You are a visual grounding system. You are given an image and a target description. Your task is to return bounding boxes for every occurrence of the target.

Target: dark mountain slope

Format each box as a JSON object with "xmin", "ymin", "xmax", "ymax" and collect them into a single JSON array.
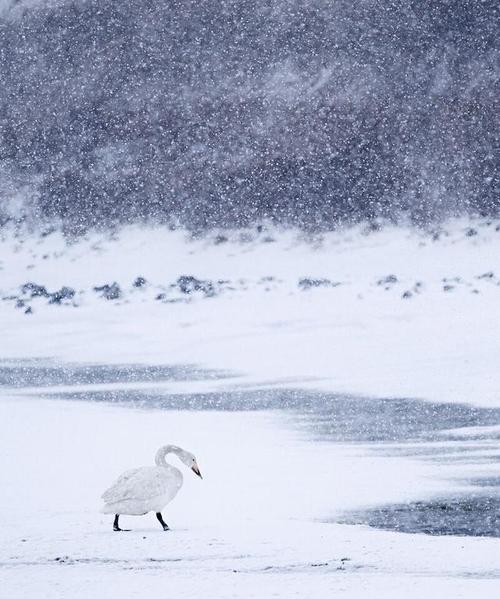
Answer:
[{"xmin": 0, "ymin": 0, "xmax": 498, "ymax": 231}]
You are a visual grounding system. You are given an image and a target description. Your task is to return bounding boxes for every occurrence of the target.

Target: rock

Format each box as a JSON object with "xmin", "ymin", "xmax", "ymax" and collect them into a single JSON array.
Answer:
[
  {"xmin": 93, "ymin": 282, "xmax": 122, "ymax": 300},
  {"xmin": 41, "ymin": 227, "xmax": 56, "ymax": 238},
  {"xmin": 176, "ymin": 275, "xmax": 215, "ymax": 297},
  {"xmin": 19, "ymin": 283, "xmax": 75, "ymax": 304},
  {"xmin": 363, "ymin": 221, "xmax": 382, "ymax": 234},
  {"xmin": 213, "ymin": 234, "xmax": 228, "ymax": 245},
  {"xmin": 133, "ymin": 276, "xmax": 147, "ymax": 288},
  {"xmin": 15, "ymin": 299, "xmax": 25, "ymax": 309},
  {"xmin": 298, "ymin": 278, "xmax": 339, "ymax": 290},
  {"xmin": 377, "ymin": 275, "xmax": 398, "ymax": 286},
  {"xmin": 48, "ymin": 286, "xmax": 75, "ymax": 304},
  {"xmin": 258, "ymin": 276, "xmax": 276, "ymax": 291},
  {"xmin": 20, "ymin": 282, "xmax": 49, "ymax": 298},
  {"xmin": 402, "ymin": 290, "xmax": 413, "ymax": 299},
  {"xmin": 443, "ymin": 284, "xmax": 455, "ymax": 292}
]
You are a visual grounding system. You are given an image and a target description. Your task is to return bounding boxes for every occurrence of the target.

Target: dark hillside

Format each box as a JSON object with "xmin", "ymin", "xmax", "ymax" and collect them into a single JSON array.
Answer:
[{"xmin": 0, "ymin": 0, "xmax": 498, "ymax": 231}]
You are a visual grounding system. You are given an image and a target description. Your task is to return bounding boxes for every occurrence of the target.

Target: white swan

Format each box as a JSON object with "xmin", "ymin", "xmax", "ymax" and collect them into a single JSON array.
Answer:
[{"xmin": 101, "ymin": 445, "xmax": 202, "ymax": 531}]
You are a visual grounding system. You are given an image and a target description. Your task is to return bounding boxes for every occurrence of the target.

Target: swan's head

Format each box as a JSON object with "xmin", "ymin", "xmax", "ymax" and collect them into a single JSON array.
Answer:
[{"xmin": 179, "ymin": 449, "xmax": 202, "ymax": 478}]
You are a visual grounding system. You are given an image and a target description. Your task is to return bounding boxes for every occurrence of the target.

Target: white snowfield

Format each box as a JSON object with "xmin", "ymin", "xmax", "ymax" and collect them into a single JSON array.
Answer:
[
  {"xmin": 0, "ymin": 218, "xmax": 499, "ymax": 406},
  {"xmin": 0, "ymin": 397, "xmax": 499, "ymax": 599},
  {"xmin": 0, "ymin": 219, "xmax": 499, "ymax": 597}
]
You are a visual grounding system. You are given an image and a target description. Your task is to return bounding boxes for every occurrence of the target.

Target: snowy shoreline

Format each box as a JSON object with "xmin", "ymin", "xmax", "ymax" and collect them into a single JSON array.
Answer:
[
  {"xmin": 1, "ymin": 218, "xmax": 499, "ymax": 407},
  {"xmin": 1, "ymin": 396, "xmax": 499, "ymax": 599}
]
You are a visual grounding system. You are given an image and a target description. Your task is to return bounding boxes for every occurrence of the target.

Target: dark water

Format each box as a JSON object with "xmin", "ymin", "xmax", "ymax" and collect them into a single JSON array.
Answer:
[
  {"xmin": 1, "ymin": 359, "xmax": 499, "ymax": 538},
  {"xmin": 33, "ymin": 388, "xmax": 500, "ymax": 443},
  {"xmin": 339, "ymin": 496, "xmax": 500, "ymax": 538},
  {"xmin": 0, "ymin": 359, "xmax": 231, "ymax": 387}
]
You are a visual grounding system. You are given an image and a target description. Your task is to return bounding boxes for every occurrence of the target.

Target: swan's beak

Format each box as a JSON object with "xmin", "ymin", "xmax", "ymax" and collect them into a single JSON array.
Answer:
[{"xmin": 191, "ymin": 463, "xmax": 202, "ymax": 478}]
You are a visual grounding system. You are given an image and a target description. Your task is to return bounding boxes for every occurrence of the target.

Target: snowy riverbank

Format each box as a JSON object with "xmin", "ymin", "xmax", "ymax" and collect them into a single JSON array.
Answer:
[
  {"xmin": 1, "ymin": 396, "xmax": 499, "ymax": 599},
  {"xmin": 1, "ymin": 218, "xmax": 499, "ymax": 407}
]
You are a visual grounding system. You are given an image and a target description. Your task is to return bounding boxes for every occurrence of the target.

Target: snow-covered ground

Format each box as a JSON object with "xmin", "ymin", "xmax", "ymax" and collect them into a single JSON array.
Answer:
[
  {"xmin": 0, "ymin": 219, "xmax": 499, "ymax": 597},
  {"xmin": 1, "ymin": 397, "xmax": 499, "ymax": 599},
  {"xmin": 1, "ymin": 218, "xmax": 499, "ymax": 406}
]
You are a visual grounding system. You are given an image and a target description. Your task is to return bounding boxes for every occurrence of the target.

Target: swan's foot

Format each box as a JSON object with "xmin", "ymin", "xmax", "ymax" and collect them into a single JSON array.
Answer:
[
  {"xmin": 113, "ymin": 514, "xmax": 130, "ymax": 532},
  {"xmin": 156, "ymin": 512, "xmax": 170, "ymax": 531}
]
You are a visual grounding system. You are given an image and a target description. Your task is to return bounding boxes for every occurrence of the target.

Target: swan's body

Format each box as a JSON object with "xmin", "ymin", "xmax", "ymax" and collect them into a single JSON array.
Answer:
[
  {"xmin": 101, "ymin": 445, "xmax": 202, "ymax": 531},
  {"xmin": 101, "ymin": 464, "xmax": 183, "ymax": 515}
]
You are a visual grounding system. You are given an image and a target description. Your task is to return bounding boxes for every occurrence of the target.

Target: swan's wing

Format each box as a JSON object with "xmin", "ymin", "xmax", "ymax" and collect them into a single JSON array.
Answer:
[
  {"xmin": 101, "ymin": 468, "xmax": 143, "ymax": 502},
  {"xmin": 101, "ymin": 467, "xmax": 176, "ymax": 503}
]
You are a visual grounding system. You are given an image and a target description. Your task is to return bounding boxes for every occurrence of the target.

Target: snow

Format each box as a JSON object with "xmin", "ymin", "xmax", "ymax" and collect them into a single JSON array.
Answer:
[
  {"xmin": 1, "ymin": 397, "xmax": 499, "ymax": 599},
  {"xmin": 0, "ymin": 219, "xmax": 499, "ymax": 407},
  {"xmin": 0, "ymin": 219, "xmax": 499, "ymax": 597}
]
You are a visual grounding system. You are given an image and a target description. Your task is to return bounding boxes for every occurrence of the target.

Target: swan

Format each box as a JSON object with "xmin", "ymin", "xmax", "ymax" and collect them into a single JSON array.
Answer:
[{"xmin": 101, "ymin": 445, "xmax": 202, "ymax": 531}]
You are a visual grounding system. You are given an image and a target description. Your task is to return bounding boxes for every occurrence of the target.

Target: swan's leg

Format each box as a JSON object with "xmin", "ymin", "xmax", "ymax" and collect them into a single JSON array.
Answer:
[
  {"xmin": 156, "ymin": 512, "xmax": 170, "ymax": 531},
  {"xmin": 113, "ymin": 514, "xmax": 121, "ymax": 531},
  {"xmin": 113, "ymin": 514, "xmax": 130, "ymax": 532}
]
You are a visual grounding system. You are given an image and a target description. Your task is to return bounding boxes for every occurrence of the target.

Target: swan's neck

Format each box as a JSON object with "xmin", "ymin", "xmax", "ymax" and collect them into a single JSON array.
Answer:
[{"xmin": 155, "ymin": 445, "xmax": 182, "ymax": 467}]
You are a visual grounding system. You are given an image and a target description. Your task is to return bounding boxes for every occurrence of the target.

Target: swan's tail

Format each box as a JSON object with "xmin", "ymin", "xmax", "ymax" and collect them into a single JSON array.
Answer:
[{"xmin": 101, "ymin": 503, "xmax": 115, "ymax": 514}]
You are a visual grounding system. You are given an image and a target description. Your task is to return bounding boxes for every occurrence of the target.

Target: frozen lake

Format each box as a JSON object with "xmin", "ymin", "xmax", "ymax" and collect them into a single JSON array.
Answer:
[{"xmin": 2, "ymin": 359, "xmax": 499, "ymax": 538}]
